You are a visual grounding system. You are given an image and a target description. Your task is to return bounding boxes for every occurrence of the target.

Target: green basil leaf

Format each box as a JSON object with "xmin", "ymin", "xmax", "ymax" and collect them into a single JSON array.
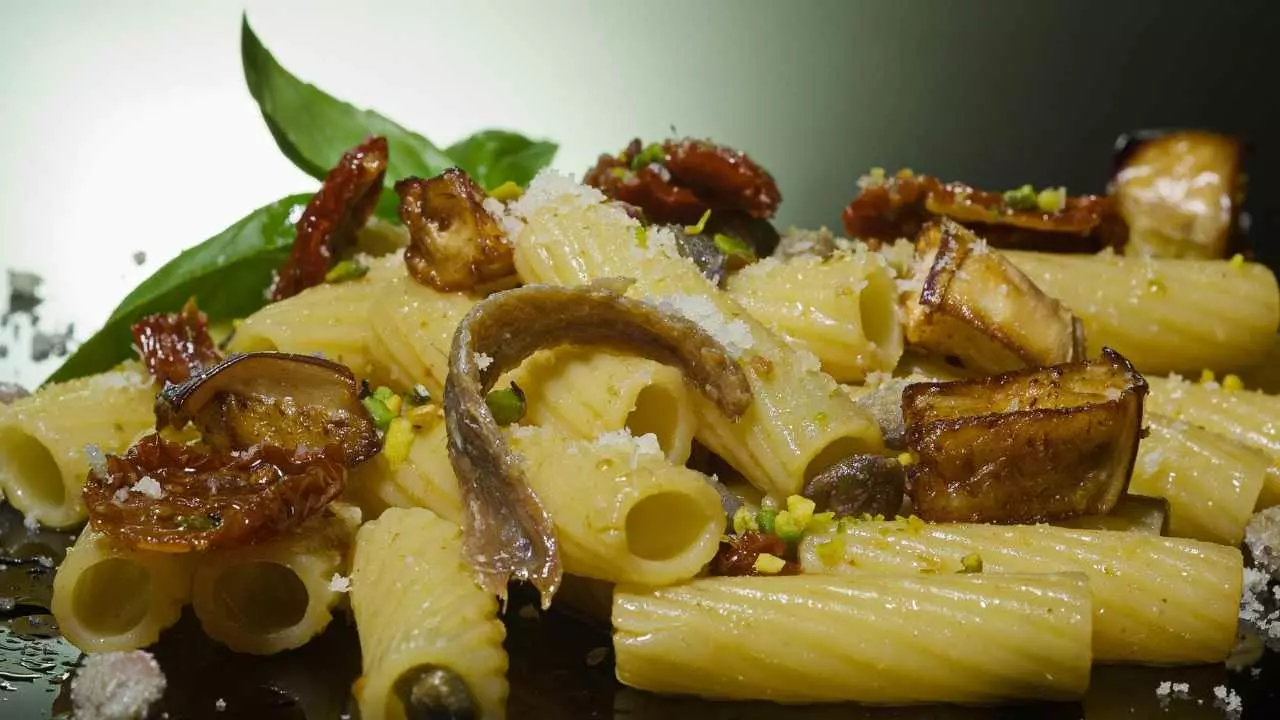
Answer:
[
  {"xmin": 446, "ymin": 130, "xmax": 558, "ymax": 189},
  {"xmin": 241, "ymin": 15, "xmax": 454, "ymax": 185},
  {"xmin": 45, "ymin": 194, "xmax": 310, "ymax": 385}
]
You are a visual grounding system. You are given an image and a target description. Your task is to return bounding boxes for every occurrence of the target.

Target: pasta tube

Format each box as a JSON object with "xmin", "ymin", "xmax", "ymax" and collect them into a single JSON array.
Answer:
[
  {"xmin": 800, "ymin": 520, "xmax": 1242, "ymax": 664},
  {"xmin": 512, "ymin": 348, "xmax": 696, "ymax": 464},
  {"xmin": 725, "ymin": 251, "xmax": 903, "ymax": 382},
  {"xmin": 1146, "ymin": 374, "xmax": 1280, "ymax": 508},
  {"xmin": 352, "ymin": 422, "xmax": 724, "ymax": 586},
  {"xmin": 51, "ymin": 525, "xmax": 193, "ymax": 653},
  {"xmin": 229, "ymin": 272, "xmax": 384, "ymax": 378},
  {"xmin": 365, "ymin": 274, "xmax": 477, "ymax": 397},
  {"xmin": 1128, "ymin": 414, "xmax": 1266, "ymax": 544},
  {"xmin": 0, "ymin": 363, "xmax": 155, "ymax": 527},
  {"xmin": 190, "ymin": 503, "xmax": 361, "ymax": 655},
  {"xmin": 1005, "ymin": 250, "xmax": 1279, "ymax": 374},
  {"xmin": 509, "ymin": 173, "xmax": 883, "ymax": 497},
  {"xmin": 351, "ymin": 507, "xmax": 507, "ymax": 720},
  {"xmin": 613, "ymin": 573, "xmax": 1091, "ymax": 704},
  {"xmin": 349, "ymin": 419, "xmax": 463, "ymax": 523}
]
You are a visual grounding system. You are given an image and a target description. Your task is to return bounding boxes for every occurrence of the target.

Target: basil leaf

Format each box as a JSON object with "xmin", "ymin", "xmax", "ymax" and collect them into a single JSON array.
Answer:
[
  {"xmin": 241, "ymin": 15, "xmax": 453, "ymax": 185},
  {"xmin": 45, "ymin": 194, "xmax": 310, "ymax": 385},
  {"xmin": 446, "ymin": 130, "xmax": 558, "ymax": 189}
]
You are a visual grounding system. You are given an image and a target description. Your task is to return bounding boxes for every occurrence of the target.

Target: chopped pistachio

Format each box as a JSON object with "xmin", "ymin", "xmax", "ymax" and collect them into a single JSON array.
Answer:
[
  {"xmin": 1002, "ymin": 184, "xmax": 1039, "ymax": 211},
  {"xmin": 609, "ymin": 166, "xmax": 630, "ymax": 180},
  {"xmin": 713, "ymin": 233, "xmax": 757, "ymax": 264},
  {"xmin": 489, "ymin": 181, "xmax": 523, "ymax": 202},
  {"xmin": 1199, "ymin": 369, "xmax": 1217, "ymax": 385},
  {"xmin": 756, "ymin": 507, "xmax": 778, "ymax": 535},
  {"xmin": 1223, "ymin": 374, "xmax": 1245, "ymax": 391},
  {"xmin": 732, "ymin": 506, "xmax": 758, "ymax": 535},
  {"xmin": 896, "ymin": 451, "xmax": 918, "ymax": 467},
  {"xmin": 1036, "ymin": 186, "xmax": 1067, "ymax": 213},
  {"xmin": 774, "ymin": 510, "xmax": 804, "ymax": 542},
  {"xmin": 753, "ymin": 552, "xmax": 787, "ymax": 574},
  {"xmin": 485, "ymin": 382, "xmax": 527, "ymax": 426},
  {"xmin": 635, "ymin": 225, "xmax": 648, "ymax": 248},
  {"xmin": 372, "ymin": 386, "xmax": 402, "ymax": 415},
  {"xmin": 406, "ymin": 404, "xmax": 440, "ymax": 428},
  {"xmin": 362, "ymin": 395, "xmax": 397, "ymax": 432},
  {"xmin": 631, "ymin": 142, "xmax": 666, "ymax": 170},
  {"xmin": 383, "ymin": 417, "xmax": 415, "ymax": 468},
  {"xmin": 807, "ymin": 511, "xmax": 836, "ymax": 535},
  {"xmin": 813, "ymin": 536, "xmax": 846, "ymax": 566},
  {"xmin": 324, "ymin": 259, "xmax": 369, "ymax": 284},
  {"xmin": 1229, "ymin": 253, "xmax": 1246, "ymax": 269},
  {"xmin": 959, "ymin": 552, "xmax": 984, "ymax": 573},
  {"xmin": 685, "ymin": 209, "xmax": 712, "ymax": 235},
  {"xmin": 786, "ymin": 495, "xmax": 816, "ymax": 526}
]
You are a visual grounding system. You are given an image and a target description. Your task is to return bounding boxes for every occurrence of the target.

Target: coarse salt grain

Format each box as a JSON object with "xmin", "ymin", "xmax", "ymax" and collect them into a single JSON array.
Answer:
[
  {"xmin": 474, "ymin": 352, "xmax": 494, "ymax": 371},
  {"xmin": 327, "ymin": 573, "xmax": 351, "ymax": 593}
]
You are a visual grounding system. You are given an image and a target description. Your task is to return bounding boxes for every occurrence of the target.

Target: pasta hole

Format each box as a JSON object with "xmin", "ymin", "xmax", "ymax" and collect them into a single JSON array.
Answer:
[
  {"xmin": 625, "ymin": 385, "xmax": 678, "ymax": 456},
  {"xmin": 73, "ymin": 559, "xmax": 151, "ymax": 636},
  {"xmin": 209, "ymin": 561, "xmax": 308, "ymax": 635},
  {"xmin": 0, "ymin": 426, "xmax": 66, "ymax": 509},
  {"xmin": 804, "ymin": 437, "xmax": 867, "ymax": 481},
  {"xmin": 626, "ymin": 491, "xmax": 714, "ymax": 561},
  {"xmin": 859, "ymin": 268, "xmax": 901, "ymax": 355}
]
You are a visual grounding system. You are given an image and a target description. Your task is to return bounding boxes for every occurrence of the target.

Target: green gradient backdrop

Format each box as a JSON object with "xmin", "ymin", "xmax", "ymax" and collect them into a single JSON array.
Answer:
[{"xmin": 0, "ymin": 0, "xmax": 1276, "ymax": 386}]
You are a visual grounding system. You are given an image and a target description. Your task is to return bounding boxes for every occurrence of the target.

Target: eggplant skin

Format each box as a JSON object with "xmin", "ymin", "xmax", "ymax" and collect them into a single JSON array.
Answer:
[{"xmin": 903, "ymin": 348, "xmax": 1147, "ymax": 524}]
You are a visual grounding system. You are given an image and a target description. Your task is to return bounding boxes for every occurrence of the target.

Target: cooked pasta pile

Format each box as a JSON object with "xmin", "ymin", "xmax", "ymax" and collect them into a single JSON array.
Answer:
[{"xmin": 4, "ymin": 126, "xmax": 1277, "ymax": 720}]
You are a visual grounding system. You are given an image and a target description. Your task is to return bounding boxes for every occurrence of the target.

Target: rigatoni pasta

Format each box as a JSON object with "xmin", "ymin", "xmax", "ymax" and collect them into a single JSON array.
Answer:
[
  {"xmin": 1128, "ymin": 414, "xmax": 1266, "ymax": 544},
  {"xmin": 0, "ymin": 362, "xmax": 155, "ymax": 527},
  {"xmin": 613, "ymin": 573, "xmax": 1092, "ymax": 704},
  {"xmin": 800, "ymin": 520, "xmax": 1242, "ymax": 664},
  {"xmin": 351, "ymin": 507, "xmax": 508, "ymax": 720},
  {"xmin": 509, "ymin": 179, "xmax": 883, "ymax": 497},
  {"xmin": 1006, "ymin": 250, "xmax": 1279, "ymax": 374},
  {"xmin": 511, "ymin": 348, "xmax": 696, "ymax": 464},
  {"xmin": 1145, "ymin": 374, "xmax": 1280, "ymax": 509},
  {"xmin": 51, "ymin": 525, "xmax": 193, "ymax": 653},
  {"xmin": 365, "ymin": 274, "xmax": 478, "ymax": 397},
  {"xmin": 190, "ymin": 503, "xmax": 361, "ymax": 655},
  {"xmin": 725, "ymin": 250, "xmax": 903, "ymax": 382}
]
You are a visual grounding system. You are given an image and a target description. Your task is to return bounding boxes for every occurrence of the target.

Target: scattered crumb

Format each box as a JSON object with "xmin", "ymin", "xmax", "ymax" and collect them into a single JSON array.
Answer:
[
  {"xmin": 215, "ymin": 698, "xmax": 227, "ymax": 712},
  {"xmin": 1245, "ymin": 506, "xmax": 1280, "ymax": 579},
  {"xmin": 585, "ymin": 647, "xmax": 609, "ymax": 667},
  {"xmin": 1212, "ymin": 684, "xmax": 1242, "ymax": 718},
  {"xmin": 131, "ymin": 251, "xmax": 147, "ymax": 265},
  {"xmin": 474, "ymin": 352, "xmax": 494, "ymax": 371},
  {"xmin": 23, "ymin": 513, "xmax": 39, "ymax": 533},
  {"xmin": 327, "ymin": 573, "xmax": 351, "ymax": 593},
  {"xmin": 130, "ymin": 476, "xmax": 164, "ymax": 500},
  {"xmin": 70, "ymin": 650, "xmax": 166, "ymax": 720}
]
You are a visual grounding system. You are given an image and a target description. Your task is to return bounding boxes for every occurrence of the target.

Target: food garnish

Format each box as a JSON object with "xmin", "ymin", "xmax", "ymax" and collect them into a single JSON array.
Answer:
[
  {"xmin": 584, "ymin": 138, "xmax": 782, "ymax": 226},
  {"xmin": 397, "ymin": 168, "xmax": 514, "ymax": 292},
  {"xmin": 154, "ymin": 351, "xmax": 380, "ymax": 465},
  {"xmin": 131, "ymin": 298, "xmax": 220, "ymax": 386},
  {"xmin": 709, "ymin": 530, "xmax": 800, "ymax": 577},
  {"xmin": 843, "ymin": 170, "xmax": 1125, "ymax": 253},
  {"xmin": 903, "ymin": 348, "xmax": 1147, "ymax": 523},
  {"xmin": 444, "ymin": 283, "xmax": 753, "ymax": 606},
  {"xmin": 271, "ymin": 136, "xmax": 389, "ymax": 301},
  {"xmin": 901, "ymin": 219, "xmax": 1085, "ymax": 374},
  {"xmin": 82, "ymin": 433, "xmax": 345, "ymax": 552}
]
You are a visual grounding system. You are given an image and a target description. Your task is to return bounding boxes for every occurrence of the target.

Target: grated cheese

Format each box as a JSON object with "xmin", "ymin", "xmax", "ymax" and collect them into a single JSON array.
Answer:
[
  {"xmin": 654, "ymin": 294, "xmax": 754, "ymax": 357},
  {"xmin": 71, "ymin": 650, "xmax": 166, "ymax": 720},
  {"xmin": 1245, "ymin": 506, "xmax": 1280, "ymax": 579},
  {"xmin": 474, "ymin": 352, "xmax": 494, "ymax": 371},
  {"xmin": 327, "ymin": 573, "xmax": 351, "ymax": 593},
  {"xmin": 1212, "ymin": 684, "xmax": 1242, "ymax": 717},
  {"xmin": 131, "ymin": 476, "xmax": 164, "ymax": 500}
]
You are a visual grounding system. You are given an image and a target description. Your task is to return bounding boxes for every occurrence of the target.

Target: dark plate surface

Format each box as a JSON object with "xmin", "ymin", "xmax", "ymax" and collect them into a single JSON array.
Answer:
[{"xmin": 1, "ymin": 505, "xmax": 1278, "ymax": 719}]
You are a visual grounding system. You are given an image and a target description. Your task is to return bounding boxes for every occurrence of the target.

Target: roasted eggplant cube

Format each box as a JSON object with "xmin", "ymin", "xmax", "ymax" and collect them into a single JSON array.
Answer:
[
  {"xmin": 902, "ymin": 348, "xmax": 1147, "ymax": 523},
  {"xmin": 901, "ymin": 219, "xmax": 1084, "ymax": 374},
  {"xmin": 1111, "ymin": 130, "xmax": 1245, "ymax": 259}
]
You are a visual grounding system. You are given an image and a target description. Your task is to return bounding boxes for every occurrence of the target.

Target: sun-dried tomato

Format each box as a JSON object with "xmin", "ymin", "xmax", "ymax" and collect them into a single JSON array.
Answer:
[
  {"xmin": 583, "ymin": 138, "xmax": 781, "ymax": 226},
  {"xmin": 131, "ymin": 298, "xmax": 220, "ymax": 386},
  {"xmin": 708, "ymin": 531, "xmax": 801, "ymax": 577},
  {"xmin": 82, "ymin": 433, "xmax": 344, "ymax": 552},
  {"xmin": 271, "ymin": 137, "xmax": 388, "ymax": 301},
  {"xmin": 842, "ymin": 171, "xmax": 1126, "ymax": 252},
  {"xmin": 397, "ymin": 169, "xmax": 514, "ymax": 292}
]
